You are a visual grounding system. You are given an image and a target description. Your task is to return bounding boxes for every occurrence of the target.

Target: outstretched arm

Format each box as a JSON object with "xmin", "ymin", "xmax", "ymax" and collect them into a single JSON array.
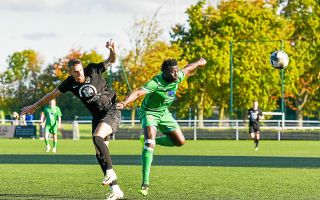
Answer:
[
  {"xmin": 103, "ymin": 39, "xmax": 116, "ymax": 69},
  {"xmin": 21, "ymin": 87, "xmax": 62, "ymax": 115},
  {"xmin": 116, "ymin": 88, "xmax": 147, "ymax": 109},
  {"xmin": 181, "ymin": 58, "xmax": 207, "ymax": 77}
]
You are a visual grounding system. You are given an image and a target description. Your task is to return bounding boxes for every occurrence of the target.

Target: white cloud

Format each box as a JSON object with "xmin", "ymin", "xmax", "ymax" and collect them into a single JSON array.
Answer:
[
  {"xmin": 0, "ymin": 0, "xmax": 161, "ymax": 14},
  {"xmin": 0, "ymin": 0, "xmax": 210, "ymax": 72},
  {"xmin": 23, "ymin": 32, "xmax": 57, "ymax": 40},
  {"xmin": 0, "ymin": 0, "xmax": 67, "ymax": 12}
]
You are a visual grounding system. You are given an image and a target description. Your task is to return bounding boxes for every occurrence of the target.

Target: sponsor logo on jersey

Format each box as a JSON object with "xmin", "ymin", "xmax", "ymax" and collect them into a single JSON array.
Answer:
[
  {"xmin": 167, "ymin": 90, "xmax": 175, "ymax": 97},
  {"xmin": 79, "ymin": 84, "xmax": 97, "ymax": 98}
]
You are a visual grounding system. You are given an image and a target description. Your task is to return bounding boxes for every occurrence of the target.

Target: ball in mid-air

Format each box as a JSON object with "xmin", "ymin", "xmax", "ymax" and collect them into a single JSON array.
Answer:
[{"xmin": 270, "ymin": 50, "xmax": 289, "ymax": 69}]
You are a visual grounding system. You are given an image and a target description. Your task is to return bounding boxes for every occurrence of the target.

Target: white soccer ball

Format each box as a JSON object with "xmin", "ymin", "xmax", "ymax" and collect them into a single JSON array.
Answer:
[{"xmin": 270, "ymin": 50, "xmax": 289, "ymax": 69}]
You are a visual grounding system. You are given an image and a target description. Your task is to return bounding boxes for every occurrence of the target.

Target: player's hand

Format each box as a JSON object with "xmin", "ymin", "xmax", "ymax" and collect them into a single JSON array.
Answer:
[
  {"xmin": 21, "ymin": 104, "xmax": 37, "ymax": 115},
  {"xmin": 197, "ymin": 58, "xmax": 207, "ymax": 67},
  {"xmin": 116, "ymin": 102, "xmax": 126, "ymax": 110},
  {"xmin": 106, "ymin": 39, "xmax": 116, "ymax": 63}
]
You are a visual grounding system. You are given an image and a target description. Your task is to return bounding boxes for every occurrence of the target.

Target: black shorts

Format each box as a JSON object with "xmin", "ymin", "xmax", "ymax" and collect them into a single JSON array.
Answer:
[
  {"xmin": 249, "ymin": 123, "xmax": 260, "ymax": 134},
  {"xmin": 92, "ymin": 107, "xmax": 121, "ymax": 140}
]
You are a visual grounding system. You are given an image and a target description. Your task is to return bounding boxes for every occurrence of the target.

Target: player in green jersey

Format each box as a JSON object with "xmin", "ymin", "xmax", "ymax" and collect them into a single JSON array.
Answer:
[
  {"xmin": 116, "ymin": 57, "xmax": 207, "ymax": 195},
  {"xmin": 42, "ymin": 99, "xmax": 62, "ymax": 153}
]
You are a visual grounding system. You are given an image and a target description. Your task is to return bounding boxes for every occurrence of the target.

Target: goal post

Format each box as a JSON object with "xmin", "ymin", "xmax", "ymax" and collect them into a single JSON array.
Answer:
[
  {"xmin": 72, "ymin": 121, "xmax": 80, "ymax": 140},
  {"xmin": 262, "ymin": 112, "xmax": 285, "ymax": 140}
]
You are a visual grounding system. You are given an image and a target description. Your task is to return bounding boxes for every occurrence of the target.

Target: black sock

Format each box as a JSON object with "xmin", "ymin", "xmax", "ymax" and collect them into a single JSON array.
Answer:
[
  {"xmin": 110, "ymin": 180, "xmax": 118, "ymax": 186},
  {"xmin": 93, "ymin": 136, "xmax": 113, "ymax": 170},
  {"xmin": 96, "ymin": 154, "xmax": 107, "ymax": 176},
  {"xmin": 256, "ymin": 139, "xmax": 259, "ymax": 148}
]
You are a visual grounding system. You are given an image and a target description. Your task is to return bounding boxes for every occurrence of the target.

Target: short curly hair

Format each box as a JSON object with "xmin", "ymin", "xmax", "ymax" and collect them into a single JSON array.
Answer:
[{"xmin": 161, "ymin": 59, "xmax": 178, "ymax": 72}]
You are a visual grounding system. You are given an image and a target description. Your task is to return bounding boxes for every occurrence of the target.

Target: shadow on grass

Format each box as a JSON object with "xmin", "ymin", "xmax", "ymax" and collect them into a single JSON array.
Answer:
[{"xmin": 0, "ymin": 154, "xmax": 319, "ymax": 168}]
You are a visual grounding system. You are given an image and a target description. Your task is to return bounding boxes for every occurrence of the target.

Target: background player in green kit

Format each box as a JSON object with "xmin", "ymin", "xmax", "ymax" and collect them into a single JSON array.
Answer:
[
  {"xmin": 42, "ymin": 99, "xmax": 62, "ymax": 153},
  {"xmin": 116, "ymin": 57, "xmax": 207, "ymax": 196}
]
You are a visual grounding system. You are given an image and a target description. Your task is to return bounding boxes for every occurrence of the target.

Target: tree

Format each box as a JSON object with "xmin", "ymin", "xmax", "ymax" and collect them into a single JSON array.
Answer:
[
  {"xmin": 171, "ymin": 1, "xmax": 221, "ymax": 126},
  {"xmin": 0, "ymin": 50, "xmax": 42, "ymax": 113},
  {"xmin": 171, "ymin": 0, "xmax": 293, "ymax": 125},
  {"xmin": 280, "ymin": 0, "xmax": 320, "ymax": 123},
  {"xmin": 115, "ymin": 14, "xmax": 165, "ymax": 124}
]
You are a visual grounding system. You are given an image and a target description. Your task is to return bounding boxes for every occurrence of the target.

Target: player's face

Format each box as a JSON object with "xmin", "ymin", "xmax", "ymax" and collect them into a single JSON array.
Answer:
[
  {"xmin": 49, "ymin": 100, "xmax": 56, "ymax": 107},
  {"xmin": 70, "ymin": 64, "xmax": 85, "ymax": 83},
  {"xmin": 163, "ymin": 65, "xmax": 179, "ymax": 83},
  {"xmin": 253, "ymin": 101, "xmax": 258, "ymax": 109}
]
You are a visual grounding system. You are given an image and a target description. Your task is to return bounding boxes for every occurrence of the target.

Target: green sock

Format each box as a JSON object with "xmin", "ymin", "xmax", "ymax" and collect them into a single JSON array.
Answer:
[
  {"xmin": 141, "ymin": 148, "xmax": 153, "ymax": 185},
  {"xmin": 44, "ymin": 139, "xmax": 49, "ymax": 146},
  {"xmin": 156, "ymin": 136, "xmax": 175, "ymax": 146},
  {"xmin": 53, "ymin": 141, "xmax": 57, "ymax": 148}
]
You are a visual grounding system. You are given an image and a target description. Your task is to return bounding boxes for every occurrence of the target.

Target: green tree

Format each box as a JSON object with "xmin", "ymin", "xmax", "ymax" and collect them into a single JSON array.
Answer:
[
  {"xmin": 0, "ymin": 50, "xmax": 42, "ymax": 113},
  {"xmin": 171, "ymin": 0, "xmax": 292, "ymax": 124},
  {"xmin": 280, "ymin": 0, "xmax": 320, "ymax": 122},
  {"xmin": 171, "ymin": 1, "xmax": 220, "ymax": 126}
]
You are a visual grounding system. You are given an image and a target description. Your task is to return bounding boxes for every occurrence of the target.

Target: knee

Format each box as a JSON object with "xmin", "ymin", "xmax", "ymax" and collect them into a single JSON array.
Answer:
[
  {"xmin": 145, "ymin": 139, "xmax": 155, "ymax": 149},
  {"xmin": 93, "ymin": 135, "xmax": 103, "ymax": 144},
  {"xmin": 175, "ymin": 138, "xmax": 186, "ymax": 147}
]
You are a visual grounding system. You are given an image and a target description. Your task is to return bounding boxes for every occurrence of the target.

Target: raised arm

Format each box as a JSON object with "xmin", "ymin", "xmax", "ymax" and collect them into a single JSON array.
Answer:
[
  {"xmin": 181, "ymin": 58, "xmax": 207, "ymax": 77},
  {"xmin": 21, "ymin": 87, "xmax": 62, "ymax": 115},
  {"xmin": 103, "ymin": 39, "xmax": 116, "ymax": 70},
  {"xmin": 116, "ymin": 88, "xmax": 147, "ymax": 109}
]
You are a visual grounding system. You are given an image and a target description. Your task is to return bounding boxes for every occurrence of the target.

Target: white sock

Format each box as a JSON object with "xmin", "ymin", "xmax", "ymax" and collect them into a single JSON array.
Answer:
[
  {"xmin": 106, "ymin": 169, "xmax": 114, "ymax": 175},
  {"xmin": 111, "ymin": 184, "xmax": 121, "ymax": 192}
]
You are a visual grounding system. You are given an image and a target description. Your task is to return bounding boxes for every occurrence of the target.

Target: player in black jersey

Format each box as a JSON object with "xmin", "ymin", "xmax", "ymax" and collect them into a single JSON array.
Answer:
[
  {"xmin": 248, "ymin": 100, "xmax": 264, "ymax": 151},
  {"xmin": 21, "ymin": 40, "xmax": 124, "ymax": 200}
]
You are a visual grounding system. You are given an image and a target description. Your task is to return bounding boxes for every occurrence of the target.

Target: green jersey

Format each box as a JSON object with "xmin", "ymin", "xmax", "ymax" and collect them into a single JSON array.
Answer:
[
  {"xmin": 43, "ymin": 106, "xmax": 62, "ymax": 126},
  {"xmin": 140, "ymin": 70, "xmax": 185, "ymax": 113}
]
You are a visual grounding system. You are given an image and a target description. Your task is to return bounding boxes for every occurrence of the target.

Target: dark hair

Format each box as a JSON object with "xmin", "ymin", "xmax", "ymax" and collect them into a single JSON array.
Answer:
[
  {"xmin": 161, "ymin": 59, "xmax": 178, "ymax": 72},
  {"xmin": 68, "ymin": 58, "xmax": 81, "ymax": 68}
]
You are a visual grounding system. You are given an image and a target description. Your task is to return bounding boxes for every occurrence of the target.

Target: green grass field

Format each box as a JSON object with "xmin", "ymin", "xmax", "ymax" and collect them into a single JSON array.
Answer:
[{"xmin": 0, "ymin": 139, "xmax": 319, "ymax": 200}]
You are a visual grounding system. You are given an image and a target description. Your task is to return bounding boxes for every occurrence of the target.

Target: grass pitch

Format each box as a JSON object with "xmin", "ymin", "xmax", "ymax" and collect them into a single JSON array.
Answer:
[{"xmin": 0, "ymin": 139, "xmax": 319, "ymax": 200}]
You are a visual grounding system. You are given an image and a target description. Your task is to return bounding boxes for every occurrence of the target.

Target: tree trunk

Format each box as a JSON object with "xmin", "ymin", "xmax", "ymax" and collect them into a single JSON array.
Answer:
[
  {"xmin": 197, "ymin": 92, "xmax": 204, "ymax": 128},
  {"xmin": 131, "ymin": 108, "xmax": 136, "ymax": 127},
  {"xmin": 218, "ymin": 103, "xmax": 225, "ymax": 127},
  {"xmin": 296, "ymin": 108, "xmax": 303, "ymax": 127}
]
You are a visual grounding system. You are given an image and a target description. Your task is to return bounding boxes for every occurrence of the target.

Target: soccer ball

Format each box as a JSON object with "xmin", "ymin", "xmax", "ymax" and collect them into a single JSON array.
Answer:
[{"xmin": 270, "ymin": 50, "xmax": 289, "ymax": 69}]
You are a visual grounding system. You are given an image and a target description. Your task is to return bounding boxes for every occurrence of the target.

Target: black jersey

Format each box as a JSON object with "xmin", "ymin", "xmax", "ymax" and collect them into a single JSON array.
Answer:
[
  {"xmin": 58, "ymin": 62, "xmax": 116, "ymax": 115},
  {"xmin": 248, "ymin": 108, "xmax": 263, "ymax": 125}
]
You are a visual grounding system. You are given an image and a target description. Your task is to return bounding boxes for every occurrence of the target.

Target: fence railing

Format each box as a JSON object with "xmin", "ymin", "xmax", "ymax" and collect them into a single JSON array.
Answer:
[
  {"xmin": 72, "ymin": 119, "xmax": 320, "ymax": 141},
  {"xmin": 1, "ymin": 119, "xmax": 319, "ymax": 140}
]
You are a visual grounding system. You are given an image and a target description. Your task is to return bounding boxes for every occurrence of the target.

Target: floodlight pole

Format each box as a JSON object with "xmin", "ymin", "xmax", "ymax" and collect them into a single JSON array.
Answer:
[
  {"xmin": 229, "ymin": 41, "xmax": 234, "ymax": 119},
  {"xmin": 280, "ymin": 40, "xmax": 285, "ymax": 114}
]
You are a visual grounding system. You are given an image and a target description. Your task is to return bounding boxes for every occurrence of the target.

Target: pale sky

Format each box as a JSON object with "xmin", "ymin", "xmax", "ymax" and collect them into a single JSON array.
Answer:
[{"xmin": 0, "ymin": 0, "xmax": 217, "ymax": 72}]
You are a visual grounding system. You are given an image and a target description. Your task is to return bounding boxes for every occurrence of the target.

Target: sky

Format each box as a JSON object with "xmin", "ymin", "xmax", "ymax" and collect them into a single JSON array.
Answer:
[{"xmin": 0, "ymin": 0, "xmax": 217, "ymax": 72}]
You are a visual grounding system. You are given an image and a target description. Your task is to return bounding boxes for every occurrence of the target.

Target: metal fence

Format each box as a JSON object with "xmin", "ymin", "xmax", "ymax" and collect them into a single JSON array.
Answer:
[
  {"xmin": 1, "ymin": 119, "xmax": 319, "ymax": 140},
  {"xmin": 72, "ymin": 119, "xmax": 320, "ymax": 141}
]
